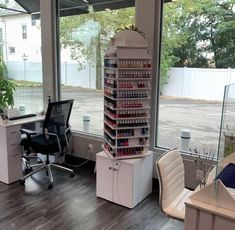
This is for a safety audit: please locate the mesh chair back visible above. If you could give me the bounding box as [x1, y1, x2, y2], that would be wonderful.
[43, 100, 74, 139]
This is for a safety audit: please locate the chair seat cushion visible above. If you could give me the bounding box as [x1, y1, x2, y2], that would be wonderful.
[30, 134, 65, 154]
[163, 188, 193, 220]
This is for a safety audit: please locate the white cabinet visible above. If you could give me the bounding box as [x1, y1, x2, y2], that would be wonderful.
[96, 151, 153, 208]
[0, 125, 22, 184]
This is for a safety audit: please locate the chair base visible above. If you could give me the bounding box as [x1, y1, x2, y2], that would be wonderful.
[20, 161, 74, 189]
[22, 151, 43, 174]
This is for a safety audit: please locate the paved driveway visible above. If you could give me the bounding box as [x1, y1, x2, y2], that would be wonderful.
[14, 87, 223, 154]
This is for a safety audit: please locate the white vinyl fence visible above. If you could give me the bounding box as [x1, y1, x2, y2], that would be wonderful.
[162, 68, 235, 101]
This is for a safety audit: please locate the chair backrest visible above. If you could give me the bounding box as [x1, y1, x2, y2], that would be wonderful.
[43, 99, 74, 139]
[156, 148, 185, 210]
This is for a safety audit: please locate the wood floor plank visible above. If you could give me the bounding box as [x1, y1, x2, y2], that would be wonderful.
[0, 167, 184, 230]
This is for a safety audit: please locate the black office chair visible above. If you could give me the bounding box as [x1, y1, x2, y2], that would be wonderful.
[20, 99, 75, 189]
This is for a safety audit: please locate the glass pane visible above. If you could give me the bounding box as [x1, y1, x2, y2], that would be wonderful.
[60, 7, 135, 135]
[0, 9, 43, 114]
[217, 84, 235, 161]
[157, 0, 234, 156]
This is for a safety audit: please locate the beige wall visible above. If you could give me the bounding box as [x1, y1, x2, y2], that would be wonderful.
[135, 0, 156, 56]
[71, 133, 103, 161]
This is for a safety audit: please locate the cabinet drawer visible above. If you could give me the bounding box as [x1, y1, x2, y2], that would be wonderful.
[7, 135, 21, 146]
[6, 126, 21, 145]
[6, 125, 20, 137]
[7, 153, 23, 183]
[7, 143, 22, 157]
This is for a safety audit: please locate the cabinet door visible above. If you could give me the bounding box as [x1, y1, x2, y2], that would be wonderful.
[113, 161, 133, 208]
[96, 156, 113, 202]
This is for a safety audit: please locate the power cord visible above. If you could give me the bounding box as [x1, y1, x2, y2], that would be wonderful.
[64, 147, 91, 168]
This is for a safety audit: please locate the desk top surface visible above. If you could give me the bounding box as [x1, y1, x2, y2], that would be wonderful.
[0, 115, 44, 127]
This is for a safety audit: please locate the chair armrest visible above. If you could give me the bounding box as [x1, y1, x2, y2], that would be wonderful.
[20, 128, 38, 135]
[45, 132, 62, 152]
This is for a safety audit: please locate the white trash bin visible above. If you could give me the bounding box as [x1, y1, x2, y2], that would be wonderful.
[83, 114, 91, 132]
[181, 129, 191, 151]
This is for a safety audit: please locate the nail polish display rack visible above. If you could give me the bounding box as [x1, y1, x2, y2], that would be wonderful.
[103, 30, 152, 159]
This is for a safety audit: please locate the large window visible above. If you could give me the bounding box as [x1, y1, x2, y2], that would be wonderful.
[0, 2, 43, 114]
[60, 7, 135, 135]
[157, 0, 235, 155]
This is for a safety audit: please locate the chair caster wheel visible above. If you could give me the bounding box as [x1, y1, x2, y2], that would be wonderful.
[24, 167, 33, 174]
[20, 180, 25, 185]
[48, 184, 53, 190]
[71, 172, 75, 178]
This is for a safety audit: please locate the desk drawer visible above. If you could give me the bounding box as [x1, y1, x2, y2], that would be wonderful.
[7, 153, 22, 183]
[6, 125, 20, 134]
[7, 135, 21, 146]
[6, 126, 21, 145]
[7, 143, 22, 157]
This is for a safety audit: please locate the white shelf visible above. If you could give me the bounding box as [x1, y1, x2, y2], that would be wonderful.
[104, 57, 152, 60]
[103, 30, 152, 159]
[103, 148, 151, 160]
[104, 77, 152, 81]
[104, 86, 151, 91]
[104, 120, 149, 130]
[104, 95, 150, 101]
[104, 112, 150, 121]
[104, 140, 149, 150]
[105, 67, 151, 70]
[104, 104, 151, 111]
[104, 129, 149, 140]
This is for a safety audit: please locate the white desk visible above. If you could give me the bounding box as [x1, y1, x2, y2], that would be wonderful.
[0, 115, 44, 184]
[185, 152, 235, 230]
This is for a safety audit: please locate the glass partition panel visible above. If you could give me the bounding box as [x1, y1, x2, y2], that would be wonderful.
[217, 84, 235, 168]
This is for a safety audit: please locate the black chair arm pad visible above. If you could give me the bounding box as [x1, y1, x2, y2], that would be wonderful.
[20, 128, 38, 135]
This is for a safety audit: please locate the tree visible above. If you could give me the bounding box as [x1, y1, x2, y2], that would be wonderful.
[60, 8, 135, 90]
[163, 0, 235, 69]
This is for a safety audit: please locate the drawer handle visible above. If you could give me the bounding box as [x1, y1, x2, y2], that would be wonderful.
[9, 131, 18, 134]
[108, 167, 117, 171]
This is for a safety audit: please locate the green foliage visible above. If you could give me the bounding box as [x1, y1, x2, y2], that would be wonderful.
[0, 60, 8, 78]
[163, 0, 235, 68]
[160, 0, 235, 89]
[60, 8, 135, 89]
[116, 24, 145, 38]
[0, 77, 15, 112]
[0, 59, 15, 112]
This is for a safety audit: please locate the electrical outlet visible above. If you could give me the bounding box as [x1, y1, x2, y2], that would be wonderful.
[87, 144, 93, 153]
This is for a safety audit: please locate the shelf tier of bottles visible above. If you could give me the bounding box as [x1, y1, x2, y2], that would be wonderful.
[104, 127, 150, 159]
[103, 51, 151, 159]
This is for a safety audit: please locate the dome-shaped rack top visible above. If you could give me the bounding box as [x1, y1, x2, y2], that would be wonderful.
[109, 30, 148, 48]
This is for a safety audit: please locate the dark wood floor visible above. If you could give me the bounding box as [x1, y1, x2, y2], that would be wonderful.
[0, 165, 184, 230]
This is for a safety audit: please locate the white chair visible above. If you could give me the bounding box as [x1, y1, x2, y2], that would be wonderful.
[156, 148, 193, 220]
